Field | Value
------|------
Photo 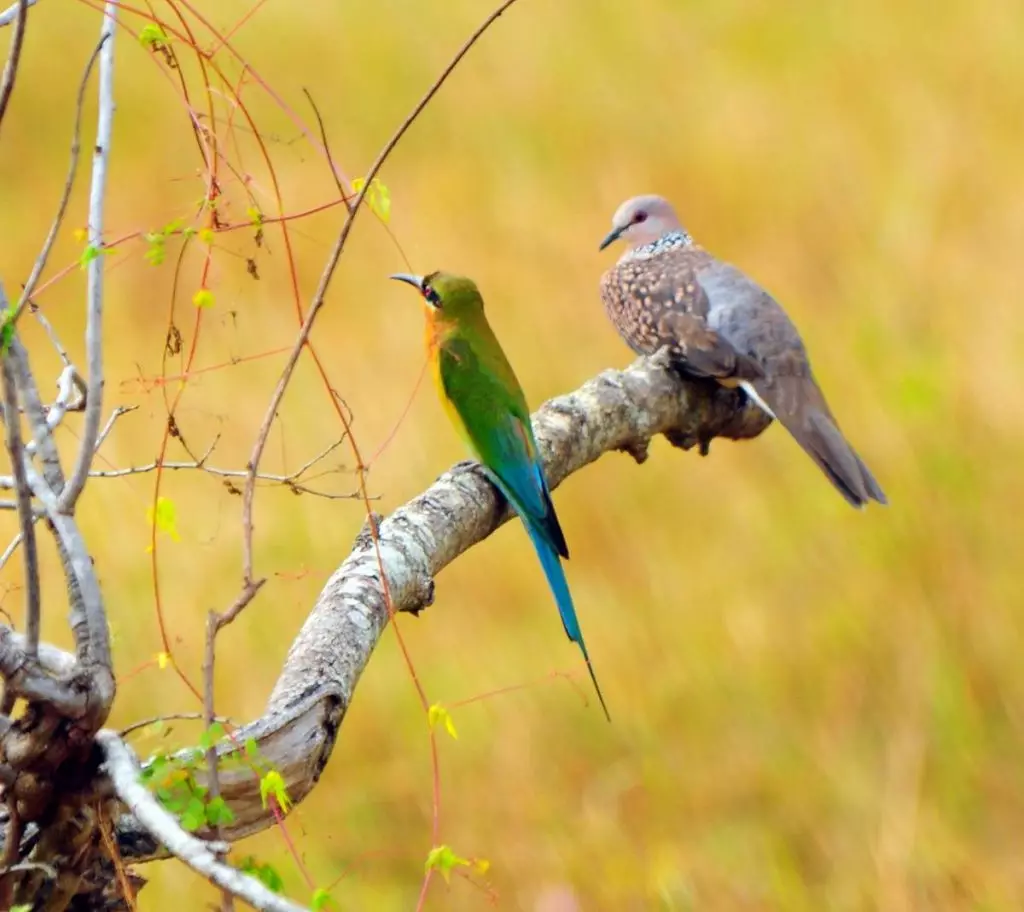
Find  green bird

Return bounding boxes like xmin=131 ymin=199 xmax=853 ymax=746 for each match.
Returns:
xmin=390 ymin=270 xmax=610 ymax=720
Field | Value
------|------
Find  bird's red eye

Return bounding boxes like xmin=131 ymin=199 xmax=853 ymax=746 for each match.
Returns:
xmin=634 ymin=211 xmax=648 ymax=224
xmin=423 ymin=286 xmax=442 ymax=307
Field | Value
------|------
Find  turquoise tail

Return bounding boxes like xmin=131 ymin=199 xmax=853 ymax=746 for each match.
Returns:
xmin=525 ymin=523 xmax=611 ymax=721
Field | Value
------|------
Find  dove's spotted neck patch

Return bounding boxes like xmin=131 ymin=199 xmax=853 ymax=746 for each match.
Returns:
xmin=621 ymin=229 xmax=694 ymax=261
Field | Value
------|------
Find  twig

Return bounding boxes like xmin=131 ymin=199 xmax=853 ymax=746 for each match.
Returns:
xmin=0 ymin=0 xmax=26 ymax=134
xmin=0 ymin=531 xmax=23 ymax=572
xmin=202 ymin=577 xmax=265 ymax=865
xmin=59 ymin=3 xmax=117 ymax=514
xmin=25 ymin=302 xmax=70 ymax=367
xmin=97 ymin=730 xmax=309 ymax=912
xmin=241 ymin=0 xmax=524 ymax=590
xmin=13 ymin=32 xmax=110 ymax=327
xmin=94 ymin=404 xmax=138 ymax=453
xmin=0 ymin=0 xmax=35 ymax=29
xmin=0 ymin=345 xmax=40 ymax=661
xmin=120 ymin=711 xmax=235 ymax=738
xmin=89 ymin=438 xmax=352 ymax=496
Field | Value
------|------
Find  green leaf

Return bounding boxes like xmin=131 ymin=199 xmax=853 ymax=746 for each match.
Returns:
xmin=192 ymin=288 xmax=214 ymax=309
xmin=198 ymin=228 xmax=214 ymax=245
xmin=144 ymin=233 xmax=166 ymax=266
xmin=79 ymin=244 xmax=100 ymax=269
xmin=351 ymin=176 xmax=391 ymax=223
xmin=244 ymin=737 xmax=260 ymax=759
xmin=181 ymin=795 xmax=206 ymax=831
xmin=259 ymin=769 xmax=292 ymax=813
xmin=240 ymin=856 xmax=284 ymax=893
xmin=12 ymin=904 xmax=32 ymax=912
xmin=0 ymin=306 xmax=16 ymax=356
xmin=199 ymin=721 xmax=226 ymax=751
xmin=424 ymin=844 xmax=470 ymax=883
xmin=427 ymin=703 xmax=458 ymax=740
xmin=246 ymin=206 xmax=264 ymax=226
xmin=146 ymin=496 xmax=180 ymax=543
xmin=311 ymin=888 xmax=333 ymax=911
xmin=206 ymin=795 xmax=235 ymax=826
xmin=139 ymin=24 xmax=168 ymax=48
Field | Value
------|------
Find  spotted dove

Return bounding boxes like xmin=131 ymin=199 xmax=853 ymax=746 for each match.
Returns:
xmin=598 ymin=194 xmax=886 ymax=508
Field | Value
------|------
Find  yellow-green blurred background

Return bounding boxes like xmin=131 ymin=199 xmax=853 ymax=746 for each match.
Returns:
xmin=1 ymin=0 xmax=1022 ymax=908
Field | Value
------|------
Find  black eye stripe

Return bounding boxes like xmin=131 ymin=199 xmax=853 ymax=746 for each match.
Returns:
xmin=423 ymin=285 xmax=442 ymax=307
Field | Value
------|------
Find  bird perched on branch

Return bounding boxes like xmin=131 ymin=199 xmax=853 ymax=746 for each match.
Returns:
xmin=389 ymin=271 xmax=610 ymax=720
xmin=598 ymin=194 xmax=886 ymax=508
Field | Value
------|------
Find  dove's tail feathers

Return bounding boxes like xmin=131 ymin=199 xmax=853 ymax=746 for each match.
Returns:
xmin=750 ymin=376 xmax=887 ymax=509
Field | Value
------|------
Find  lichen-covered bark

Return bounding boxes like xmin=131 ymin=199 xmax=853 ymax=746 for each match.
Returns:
xmin=2 ymin=356 xmax=770 ymax=905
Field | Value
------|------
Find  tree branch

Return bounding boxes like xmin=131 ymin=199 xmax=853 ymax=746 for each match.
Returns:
xmin=0 ymin=353 xmax=40 ymax=658
xmin=0 ymin=0 xmax=35 ymax=30
xmin=59 ymin=3 xmax=117 ymax=515
xmin=0 ymin=0 xmax=26 ymax=135
xmin=83 ymin=357 xmax=767 ymax=863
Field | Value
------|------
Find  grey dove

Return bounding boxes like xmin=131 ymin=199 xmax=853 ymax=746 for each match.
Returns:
xmin=598 ymin=194 xmax=886 ymax=508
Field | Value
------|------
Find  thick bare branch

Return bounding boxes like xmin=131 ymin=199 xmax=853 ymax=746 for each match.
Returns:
xmin=108 ymin=358 xmax=766 ymax=854
xmin=7 ymin=337 xmax=74 ymax=492
xmin=0 ymin=330 xmax=40 ymax=660
xmin=59 ymin=4 xmax=117 ymax=514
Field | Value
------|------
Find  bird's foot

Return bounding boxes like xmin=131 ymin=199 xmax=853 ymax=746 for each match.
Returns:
xmin=451 ymin=459 xmax=490 ymax=483
xmin=648 ymin=344 xmax=686 ymax=376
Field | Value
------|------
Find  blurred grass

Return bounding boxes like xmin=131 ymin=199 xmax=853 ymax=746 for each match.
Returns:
xmin=1 ymin=0 xmax=1022 ymax=908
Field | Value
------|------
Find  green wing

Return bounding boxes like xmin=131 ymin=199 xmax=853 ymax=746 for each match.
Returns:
xmin=439 ymin=334 xmax=568 ymax=557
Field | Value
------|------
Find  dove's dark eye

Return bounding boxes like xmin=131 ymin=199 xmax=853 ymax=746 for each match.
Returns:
xmin=634 ymin=211 xmax=648 ymax=224
xmin=423 ymin=285 xmax=442 ymax=308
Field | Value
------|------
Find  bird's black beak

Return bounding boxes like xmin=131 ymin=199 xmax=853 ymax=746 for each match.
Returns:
xmin=598 ymin=226 xmax=624 ymax=251
xmin=389 ymin=272 xmax=425 ymax=291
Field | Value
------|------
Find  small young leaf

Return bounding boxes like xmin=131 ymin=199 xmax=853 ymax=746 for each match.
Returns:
xmin=146 ymin=496 xmax=181 ymax=542
xmin=192 ymin=288 xmax=214 ymax=309
xmin=240 ymin=857 xmax=284 ymax=893
xmin=198 ymin=228 xmax=214 ymax=245
xmin=474 ymin=857 xmax=491 ymax=875
xmin=244 ymin=737 xmax=260 ymax=759
xmin=351 ymin=176 xmax=391 ymax=223
xmin=156 ymin=651 xmax=171 ymax=670
xmin=0 ymin=307 xmax=15 ymax=356
xmin=424 ymin=844 xmax=470 ymax=883
xmin=206 ymin=795 xmax=235 ymax=826
xmin=139 ymin=23 xmax=168 ymax=48
xmin=259 ymin=769 xmax=292 ymax=813
xmin=144 ymin=235 xmax=166 ymax=266
xmin=311 ymin=887 xmax=333 ymax=911
xmin=427 ymin=703 xmax=458 ymax=740
xmin=181 ymin=795 xmax=206 ymax=831
xmin=79 ymin=244 xmax=100 ymax=269
xmin=199 ymin=721 xmax=225 ymax=751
